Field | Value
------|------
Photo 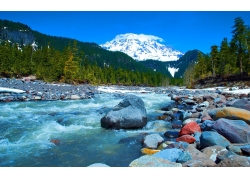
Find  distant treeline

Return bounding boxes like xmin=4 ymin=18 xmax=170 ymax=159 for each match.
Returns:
xmin=0 ymin=19 xmax=170 ymax=86
xmin=184 ymin=17 xmax=250 ymax=88
xmin=0 ymin=40 xmax=169 ymax=86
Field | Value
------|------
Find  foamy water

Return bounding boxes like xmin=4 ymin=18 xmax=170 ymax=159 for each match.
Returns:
xmin=0 ymin=91 xmax=172 ymax=167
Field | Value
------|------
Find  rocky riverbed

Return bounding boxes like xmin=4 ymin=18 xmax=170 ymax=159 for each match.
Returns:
xmin=0 ymin=77 xmax=98 ymax=102
xmin=1 ymin=77 xmax=250 ymax=167
xmin=88 ymin=85 xmax=250 ymax=167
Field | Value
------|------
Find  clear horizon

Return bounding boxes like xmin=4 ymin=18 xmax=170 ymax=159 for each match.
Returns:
xmin=1 ymin=11 xmax=250 ymax=54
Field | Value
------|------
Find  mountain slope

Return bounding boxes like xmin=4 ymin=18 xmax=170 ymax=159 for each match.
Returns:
xmin=100 ymin=33 xmax=184 ymax=62
xmin=0 ymin=19 xmax=156 ymax=73
xmin=139 ymin=50 xmax=202 ymax=78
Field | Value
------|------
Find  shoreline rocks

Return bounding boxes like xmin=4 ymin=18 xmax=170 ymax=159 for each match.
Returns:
xmin=0 ymin=77 xmax=97 ymax=102
xmin=127 ymin=86 xmax=250 ymax=167
xmin=2 ymin=77 xmax=250 ymax=167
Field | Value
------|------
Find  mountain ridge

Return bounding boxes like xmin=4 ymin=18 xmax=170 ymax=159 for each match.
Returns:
xmin=100 ymin=33 xmax=184 ymax=62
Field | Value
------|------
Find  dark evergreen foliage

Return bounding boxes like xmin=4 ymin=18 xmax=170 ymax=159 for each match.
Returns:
xmin=0 ymin=19 xmax=169 ymax=86
xmin=183 ymin=17 xmax=250 ymax=87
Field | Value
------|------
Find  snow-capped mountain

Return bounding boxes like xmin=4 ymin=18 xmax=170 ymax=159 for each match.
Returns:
xmin=100 ymin=33 xmax=184 ymax=62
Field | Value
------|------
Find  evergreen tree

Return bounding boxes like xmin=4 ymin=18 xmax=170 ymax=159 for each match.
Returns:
xmin=219 ymin=38 xmax=230 ymax=76
xmin=63 ymin=48 xmax=79 ymax=83
xmin=210 ymin=45 xmax=219 ymax=76
xmin=231 ymin=17 xmax=247 ymax=74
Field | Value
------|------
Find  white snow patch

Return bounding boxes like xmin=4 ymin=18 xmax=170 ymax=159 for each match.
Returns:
xmin=167 ymin=67 xmax=179 ymax=77
xmin=0 ymin=87 xmax=25 ymax=93
xmin=31 ymin=41 xmax=38 ymax=51
xmin=100 ymin=33 xmax=184 ymax=62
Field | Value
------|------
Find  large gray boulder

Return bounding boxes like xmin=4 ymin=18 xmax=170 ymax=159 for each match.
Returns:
xmin=212 ymin=118 xmax=250 ymax=143
xmin=101 ymin=94 xmax=147 ymax=129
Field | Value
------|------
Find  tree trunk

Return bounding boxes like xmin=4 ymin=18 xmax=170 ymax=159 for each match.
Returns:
xmin=240 ymin=53 xmax=243 ymax=75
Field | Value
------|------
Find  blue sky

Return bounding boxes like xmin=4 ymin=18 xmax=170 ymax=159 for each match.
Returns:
xmin=1 ymin=11 xmax=250 ymax=54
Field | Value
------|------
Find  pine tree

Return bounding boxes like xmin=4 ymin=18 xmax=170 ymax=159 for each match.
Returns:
xmin=210 ymin=45 xmax=219 ymax=76
xmin=219 ymin=38 xmax=230 ymax=76
xmin=231 ymin=17 xmax=247 ymax=74
xmin=63 ymin=49 xmax=79 ymax=83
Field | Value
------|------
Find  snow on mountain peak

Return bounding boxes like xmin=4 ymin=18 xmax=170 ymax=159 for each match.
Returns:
xmin=114 ymin=33 xmax=164 ymax=43
xmin=100 ymin=33 xmax=184 ymax=62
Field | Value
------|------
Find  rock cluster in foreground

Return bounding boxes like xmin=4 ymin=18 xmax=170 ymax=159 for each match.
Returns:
xmin=91 ymin=88 xmax=250 ymax=167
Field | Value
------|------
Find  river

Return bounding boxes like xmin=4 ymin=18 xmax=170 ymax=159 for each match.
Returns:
xmin=0 ymin=90 xmax=172 ymax=167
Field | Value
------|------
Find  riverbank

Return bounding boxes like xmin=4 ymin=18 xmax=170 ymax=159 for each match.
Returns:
xmin=1 ymin=77 xmax=250 ymax=167
xmin=0 ymin=77 xmax=98 ymax=102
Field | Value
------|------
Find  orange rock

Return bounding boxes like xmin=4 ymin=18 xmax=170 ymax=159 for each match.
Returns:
xmin=179 ymin=121 xmax=201 ymax=136
xmin=141 ymin=148 xmax=160 ymax=155
xmin=176 ymin=135 xmax=196 ymax=144
xmin=215 ymin=107 xmax=250 ymax=124
xmin=50 ymin=139 xmax=60 ymax=145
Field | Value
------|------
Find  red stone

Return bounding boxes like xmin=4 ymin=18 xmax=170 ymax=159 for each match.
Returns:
xmin=50 ymin=139 xmax=60 ymax=145
xmin=176 ymin=135 xmax=196 ymax=144
xmin=179 ymin=121 xmax=201 ymax=137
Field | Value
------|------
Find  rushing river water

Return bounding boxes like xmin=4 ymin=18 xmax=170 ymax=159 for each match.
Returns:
xmin=0 ymin=91 xmax=172 ymax=167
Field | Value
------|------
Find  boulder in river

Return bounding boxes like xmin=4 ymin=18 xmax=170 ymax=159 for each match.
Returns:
xmin=100 ymin=94 xmax=147 ymax=129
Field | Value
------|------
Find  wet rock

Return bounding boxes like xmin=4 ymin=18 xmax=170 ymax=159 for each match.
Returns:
xmin=50 ymin=139 xmax=60 ymax=145
xmin=160 ymin=102 xmax=175 ymax=111
xmin=141 ymin=148 xmax=160 ymax=155
xmin=227 ymin=144 xmax=246 ymax=155
xmin=129 ymin=155 xmax=182 ymax=167
xmin=119 ymin=134 xmax=146 ymax=145
xmin=214 ymin=95 xmax=227 ymax=104
xmin=212 ymin=118 xmax=250 ymax=143
xmin=226 ymin=99 xmax=250 ymax=111
xmin=200 ymin=111 xmax=213 ymax=122
xmin=184 ymin=99 xmax=196 ymax=105
xmin=194 ymin=132 xmax=201 ymax=142
xmin=215 ymin=155 xmax=250 ymax=167
xmin=179 ymin=121 xmax=201 ymax=137
xmin=169 ymin=141 xmax=189 ymax=150
xmin=203 ymin=95 xmax=216 ymax=102
xmin=178 ymin=110 xmax=192 ymax=120
xmin=200 ymin=131 xmax=231 ymax=149
xmin=172 ymin=120 xmax=182 ymax=129
xmin=200 ymin=120 xmax=215 ymax=131
xmin=209 ymin=107 xmax=250 ymax=125
xmin=87 ymin=163 xmax=110 ymax=167
xmin=183 ymin=118 xmax=200 ymax=126
xmin=176 ymin=135 xmax=196 ymax=144
xmin=182 ymin=144 xmax=216 ymax=167
xmin=182 ymin=159 xmax=211 ymax=167
xmin=240 ymin=144 xmax=250 ymax=155
xmin=201 ymin=145 xmax=226 ymax=161
xmin=216 ymin=149 xmax=237 ymax=163
xmin=100 ymin=94 xmax=147 ymax=129
xmin=143 ymin=133 xmax=164 ymax=149
xmin=176 ymin=151 xmax=192 ymax=163
xmin=153 ymin=148 xmax=183 ymax=162
xmin=163 ymin=111 xmax=175 ymax=119
xmin=164 ymin=130 xmax=180 ymax=138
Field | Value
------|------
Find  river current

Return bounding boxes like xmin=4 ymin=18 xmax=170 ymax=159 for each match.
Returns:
xmin=0 ymin=91 xmax=172 ymax=167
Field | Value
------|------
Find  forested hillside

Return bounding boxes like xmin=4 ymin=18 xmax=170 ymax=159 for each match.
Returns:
xmin=183 ymin=17 xmax=250 ymax=88
xmin=0 ymin=19 xmax=169 ymax=86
